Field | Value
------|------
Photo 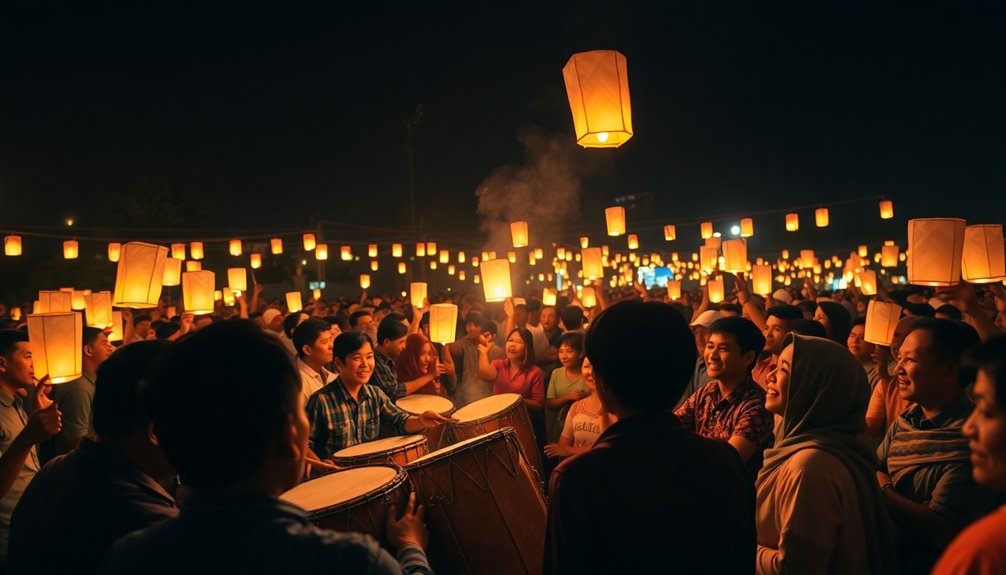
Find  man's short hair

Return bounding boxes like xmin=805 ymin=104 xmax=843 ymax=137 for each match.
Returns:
xmin=965 ymin=334 xmax=1006 ymax=408
xmin=717 ymin=303 xmax=743 ymax=316
xmin=154 ymin=322 xmax=181 ymax=340
xmin=906 ymin=318 xmax=980 ymax=387
xmin=376 ymin=316 xmax=409 ymax=345
xmin=766 ymin=305 xmax=803 ymax=324
xmin=332 ymin=331 xmax=372 ymax=363
xmin=789 ymin=319 xmax=827 ymax=338
xmin=525 ymin=299 xmax=542 ymax=313
xmin=463 ymin=312 xmax=484 ymax=327
xmin=708 ymin=317 xmax=766 ymax=370
xmin=850 ymin=316 xmax=867 ymax=328
xmin=132 ymin=314 xmax=152 ymax=327
xmin=93 ymin=340 xmax=170 ymax=441
xmin=560 ymin=306 xmax=585 ymax=331
xmin=905 ymin=303 xmax=936 ymax=318
xmin=585 ymin=301 xmax=695 ymax=412
xmin=0 ymin=329 xmax=28 ymax=358
xmin=83 ymin=325 xmax=105 ymax=347
xmin=282 ymin=312 xmax=302 ymax=338
xmin=292 ymin=319 xmax=331 ymax=359
xmin=144 ymin=321 xmax=300 ymax=490
xmin=349 ymin=310 xmax=372 ymax=329
xmin=935 ymin=304 xmax=963 ymax=321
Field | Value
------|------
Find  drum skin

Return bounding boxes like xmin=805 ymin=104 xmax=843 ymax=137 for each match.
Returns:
xmin=448 ymin=393 xmax=543 ymax=478
xmin=331 ymin=435 xmax=429 ymax=468
xmin=397 ymin=394 xmax=455 ymax=451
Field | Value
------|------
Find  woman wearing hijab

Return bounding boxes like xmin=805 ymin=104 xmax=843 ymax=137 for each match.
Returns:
xmin=757 ymin=333 xmax=897 ymax=574
xmin=395 ymin=333 xmax=455 ymax=396
xmin=814 ymin=301 xmax=852 ymax=345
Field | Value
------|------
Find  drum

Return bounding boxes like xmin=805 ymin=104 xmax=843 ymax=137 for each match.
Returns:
xmin=396 ymin=393 xmax=455 ymax=450
xmin=405 ymin=428 xmax=546 ymax=575
xmin=281 ymin=465 xmax=409 ymax=548
xmin=331 ymin=435 xmax=428 ymax=468
xmin=448 ymin=393 xmax=543 ymax=476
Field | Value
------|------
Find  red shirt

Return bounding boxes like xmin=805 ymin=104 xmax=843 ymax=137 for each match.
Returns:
xmin=490 ymin=359 xmax=544 ymax=401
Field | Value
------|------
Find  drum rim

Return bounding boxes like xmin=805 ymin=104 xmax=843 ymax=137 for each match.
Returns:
xmin=405 ymin=427 xmax=518 ymax=468
xmin=396 ymin=393 xmax=455 ymax=415
xmin=451 ymin=393 xmax=522 ymax=424
xmin=331 ymin=434 xmax=428 ymax=460
xmin=287 ymin=465 xmax=409 ymax=516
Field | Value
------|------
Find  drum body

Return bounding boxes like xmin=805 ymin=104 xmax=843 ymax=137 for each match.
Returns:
xmin=281 ymin=465 xmax=409 ymax=548
xmin=405 ymin=428 xmax=546 ymax=575
xmin=397 ymin=393 xmax=455 ymax=450
xmin=448 ymin=393 xmax=542 ymax=476
xmin=331 ymin=434 xmax=428 ymax=468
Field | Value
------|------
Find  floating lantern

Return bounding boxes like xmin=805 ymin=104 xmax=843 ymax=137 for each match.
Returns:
xmin=63 ymin=240 xmax=79 ymax=259
xmin=303 ymin=234 xmax=316 ymax=252
xmin=105 ymin=242 xmax=121 ymax=262
xmin=605 ymin=206 xmax=626 ymax=236
xmin=663 ymin=225 xmax=676 ymax=241
xmin=722 ymin=239 xmax=748 ymax=273
xmin=214 ymin=290 xmax=222 ymax=302
xmin=416 ymin=243 xmax=426 ymax=257
xmin=815 ymin=208 xmax=830 ymax=228
xmin=785 ymin=213 xmax=799 ymax=232
xmin=700 ymin=222 xmax=713 ymax=240
xmin=542 ymin=288 xmax=557 ymax=306
xmin=480 ymin=259 xmax=512 ymax=302
xmin=752 ymin=264 xmax=773 ymax=296
xmin=190 ymin=242 xmax=204 ymax=260
xmin=581 ymin=248 xmax=604 ymax=280
xmin=9 ymin=307 xmax=20 ymax=322
xmin=458 ymin=251 xmax=467 ymax=263
xmin=532 ymin=248 xmax=543 ymax=261
xmin=426 ymin=242 xmax=437 ymax=255
xmin=270 ymin=238 xmax=283 ymax=255
xmin=700 ymin=246 xmax=719 ymax=272
xmin=392 ymin=243 xmax=403 ymax=258
xmin=113 ymin=242 xmax=168 ymax=308
xmin=359 ymin=274 xmax=371 ymax=289
xmin=510 ymin=221 xmax=529 ymax=248
xmin=505 ymin=251 xmax=515 ymax=264
xmin=398 ymin=262 xmax=407 ymax=274
xmin=71 ymin=290 xmax=86 ymax=311
xmin=108 ymin=311 xmax=123 ymax=342
xmin=440 ymin=250 xmax=450 ymax=264
xmin=182 ymin=271 xmax=215 ymax=315
xmin=37 ymin=291 xmax=71 ymax=314
xmin=333 ymin=245 xmax=348 ymax=261
xmin=580 ymin=287 xmax=598 ymax=308
xmin=864 ymin=300 xmax=902 ymax=346
xmin=371 ymin=260 xmax=379 ymax=271
xmin=881 ymin=245 xmax=900 ymax=268
xmin=171 ymin=243 xmax=186 ymax=260
xmin=858 ymin=245 xmax=868 ymax=258
xmin=229 ymin=239 xmax=242 ymax=256
xmin=315 ymin=244 xmax=328 ymax=260
xmin=410 ymin=282 xmax=428 ymax=308
xmin=313 ymin=288 xmax=322 ymax=300
xmin=562 ymin=50 xmax=632 ymax=147
xmin=627 ymin=234 xmax=639 ymax=250
xmin=250 ymin=253 xmax=262 ymax=269
xmin=4 ymin=235 xmax=22 ymax=256
xmin=221 ymin=287 xmax=236 ymax=307
xmin=962 ymin=224 xmax=1006 ymax=283
xmin=429 ymin=261 xmax=437 ymax=270
xmin=429 ymin=303 xmax=458 ymax=344
xmin=858 ymin=270 xmax=878 ymax=295
xmin=227 ymin=268 xmax=247 ymax=292
xmin=580 ymin=236 xmax=590 ymax=248
xmin=799 ymin=250 xmax=816 ymax=269
xmin=448 ymin=264 xmax=456 ymax=275
xmin=186 ymin=261 xmax=202 ymax=272
xmin=879 ymin=200 xmax=894 ymax=220
xmin=368 ymin=244 xmax=378 ymax=258
xmin=162 ymin=258 xmax=182 ymax=287
xmin=667 ymin=280 xmax=682 ymax=300
xmin=26 ymin=312 xmax=83 ymax=384
xmin=740 ymin=218 xmax=754 ymax=238
xmin=708 ymin=279 xmax=725 ymax=303
xmin=908 ymin=218 xmax=966 ymax=285
xmin=459 ymin=270 xmax=467 ymax=281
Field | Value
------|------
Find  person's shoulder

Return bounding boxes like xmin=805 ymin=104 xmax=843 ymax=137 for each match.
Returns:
xmin=934 ymin=506 xmax=1006 ymax=574
xmin=100 ymin=516 xmax=181 ymax=571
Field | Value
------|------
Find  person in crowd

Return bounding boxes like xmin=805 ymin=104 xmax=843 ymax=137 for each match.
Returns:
xmin=934 ymin=304 xmax=963 ymax=322
xmin=279 ymin=311 xmax=308 ymax=356
xmin=718 ymin=302 xmax=743 ymax=317
xmin=9 ymin=341 xmax=177 ymax=574
xmin=544 ymin=301 xmax=754 ymax=574
xmin=260 ymin=308 xmax=284 ymax=336
xmin=756 ymin=333 xmax=898 ymax=574
xmin=448 ymin=313 xmax=503 ymax=407
xmin=51 ymin=326 xmax=115 ymax=455
xmin=544 ymin=356 xmax=614 ymax=459
xmin=371 ymin=316 xmax=410 ymax=400
xmin=904 ymin=302 xmax=936 ymax=318
xmin=476 ymin=326 xmax=544 ymax=411
xmin=544 ymin=332 xmax=587 ymax=443
xmin=866 ymin=314 xmax=921 ymax=439
xmin=99 ymin=321 xmax=433 ymax=574
xmin=677 ymin=309 xmax=720 ymax=407
xmin=788 ymin=318 xmax=827 ymax=338
xmin=559 ymin=305 xmax=585 ymax=332
xmin=847 ymin=316 xmax=880 ymax=389
xmin=752 ymin=306 xmax=804 ymax=389
xmin=876 ymin=319 xmax=1001 ymax=573
xmin=307 ymin=331 xmax=452 ymax=459
xmin=932 ymin=334 xmax=1006 ymax=573
xmin=293 ymin=318 xmax=335 ymax=402
xmin=814 ymin=301 xmax=852 ymax=345
xmin=0 ymin=331 xmax=61 ymax=566
xmin=349 ymin=310 xmax=377 ymax=343
xmin=395 ymin=333 xmax=453 ymax=397
xmin=675 ymin=316 xmax=774 ymax=476
xmin=124 ymin=313 xmax=152 ymax=345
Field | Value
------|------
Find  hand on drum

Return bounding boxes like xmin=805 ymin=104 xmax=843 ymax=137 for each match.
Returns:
xmin=543 ymin=443 xmax=572 ymax=458
xmin=305 ymin=457 xmax=340 ymax=478
xmin=417 ymin=410 xmax=457 ymax=429
xmin=387 ymin=491 xmax=428 ymax=551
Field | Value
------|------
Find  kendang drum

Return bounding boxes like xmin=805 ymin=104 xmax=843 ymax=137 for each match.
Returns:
xmin=448 ymin=393 xmax=542 ymax=477
xmin=405 ymin=427 xmax=547 ymax=575
xmin=330 ymin=434 xmax=428 ymax=468
xmin=281 ymin=465 xmax=409 ymax=548
xmin=396 ymin=393 xmax=455 ymax=450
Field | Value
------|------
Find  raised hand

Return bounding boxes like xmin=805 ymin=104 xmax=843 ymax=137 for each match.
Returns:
xmin=26 ymin=375 xmax=61 ymax=443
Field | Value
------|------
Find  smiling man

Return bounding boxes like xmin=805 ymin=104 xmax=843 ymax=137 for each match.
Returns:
xmin=674 ymin=316 xmax=774 ymax=476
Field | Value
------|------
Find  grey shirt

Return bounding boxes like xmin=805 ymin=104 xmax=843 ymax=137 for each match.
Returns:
xmin=0 ymin=390 xmax=39 ymax=564
xmin=51 ymin=371 xmax=96 ymax=445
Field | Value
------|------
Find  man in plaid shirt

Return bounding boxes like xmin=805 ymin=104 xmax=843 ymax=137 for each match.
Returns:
xmin=307 ymin=332 xmax=454 ymax=459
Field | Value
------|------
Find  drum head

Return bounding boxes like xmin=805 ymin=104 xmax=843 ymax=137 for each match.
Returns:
xmin=281 ymin=466 xmax=399 ymax=513
xmin=408 ymin=428 xmax=514 ymax=466
xmin=333 ymin=434 xmax=425 ymax=458
xmin=452 ymin=393 xmax=521 ymax=423
xmin=397 ymin=394 xmax=454 ymax=415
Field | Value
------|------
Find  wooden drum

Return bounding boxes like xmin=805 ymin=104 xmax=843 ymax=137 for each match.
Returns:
xmin=396 ymin=393 xmax=455 ymax=450
xmin=331 ymin=435 xmax=428 ymax=468
xmin=447 ymin=393 xmax=542 ymax=477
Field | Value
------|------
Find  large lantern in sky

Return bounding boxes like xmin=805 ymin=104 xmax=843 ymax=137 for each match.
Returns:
xmin=815 ymin=208 xmax=830 ymax=228
xmin=63 ymin=240 xmax=79 ymax=259
xmin=359 ymin=274 xmax=371 ymax=289
xmin=26 ymin=312 xmax=83 ymax=384
xmin=907 ymin=218 xmax=966 ymax=286
xmin=410 ymin=282 xmax=428 ymax=308
xmin=604 ymin=206 xmax=626 ymax=236
xmin=881 ymin=244 xmax=900 ymax=268
xmin=700 ymin=222 xmax=714 ymax=240
xmin=182 ymin=270 xmax=216 ymax=315
xmin=229 ymin=239 xmax=242 ymax=256
xmin=227 ymin=268 xmax=247 ymax=292
xmin=740 ymin=218 xmax=754 ymax=238
xmin=303 ymin=233 xmax=316 ymax=252
xmin=480 ymin=259 xmax=512 ymax=302
xmin=581 ymin=248 xmax=604 ymax=280
xmin=961 ymin=224 xmax=1006 ymax=283
xmin=510 ymin=221 xmax=529 ymax=248
xmin=663 ymin=225 xmax=676 ymax=241
xmin=171 ymin=243 xmax=186 ymax=260
xmin=562 ymin=50 xmax=632 ymax=148
xmin=190 ymin=241 xmax=204 ymax=260
xmin=4 ymin=235 xmax=22 ymax=256
xmin=113 ymin=242 xmax=168 ymax=308
xmin=785 ymin=213 xmax=799 ymax=232
xmin=752 ymin=264 xmax=773 ymax=296
xmin=879 ymin=200 xmax=894 ymax=220
xmin=722 ymin=240 xmax=748 ymax=273
xmin=864 ymin=300 xmax=902 ymax=346
xmin=270 ymin=238 xmax=283 ymax=255
xmin=162 ymin=258 xmax=182 ymax=287
xmin=84 ymin=291 xmax=113 ymax=328
xmin=429 ymin=304 xmax=458 ymax=345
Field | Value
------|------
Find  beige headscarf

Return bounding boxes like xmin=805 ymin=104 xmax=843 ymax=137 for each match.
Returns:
xmin=757 ymin=333 xmax=898 ymax=574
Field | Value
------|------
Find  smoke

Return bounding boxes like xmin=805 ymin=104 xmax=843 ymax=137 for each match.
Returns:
xmin=476 ymin=129 xmax=583 ymax=253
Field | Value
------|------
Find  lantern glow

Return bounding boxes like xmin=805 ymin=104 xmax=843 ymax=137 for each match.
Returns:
xmin=815 ymin=208 xmax=830 ymax=227
xmin=162 ymin=258 xmax=182 ymax=287
xmin=864 ymin=300 xmax=902 ymax=346
xmin=303 ymin=234 xmax=316 ymax=252
xmin=961 ymin=224 xmax=1006 ymax=283
xmin=113 ymin=242 xmax=169 ymax=308
xmin=63 ymin=240 xmax=79 ymax=259
xmin=907 ymin=218 xmax=966 ymax=286
xmin=480 ymin=259 xmax=512 ymax=302
xmin=410 ymin=282 xmax=428 ymax=308
xmin=722 ymin=240 xmax=748 ymax=273
xmin=270 ymin=238 xmax=283 ymax=255
xmin=38 ymin=291 xmax=72 ymax=313
xmin=360 ymin=274 xmax=371 ymax=289
xmin=286 ymin=292 xmax=303 ymax=313
xmin=740 ymin=218 xmax=754 ymax=238
xmin=190 ymin=242 xmax=204 ymax=260
xmin=227 ymin=268 xmax=247 ymax=292
xmin=229 ymin=239 xmax=242 ymax=256
xmin=879 ymin=200 xmax=894 ymax=220
xmin=510 ymin=221 xmax=529 ymax=248
xmin=663 ymin=225 xmax=676 ymax=241
xmin=182 ymin=271 xmax=216 ymax=315
xmin=171 ymin=243 xmax=186 ymax=260
xmin=250 ymin=253 xmax=262 ymax=269
xmin=4 ymin=235 xmax=22 ymax=256
xmin=785 ymin=213 xmax=799 ymax=232
xmin=26 ymin=312 xmax=83 ymax=384
xmin=700 ymin=222 xmax=713 ymax=240
xmin=605 ymin=206 xmax=626 ymax=236
xmin=428 ymin=304 xmax=459 ymax=344
xmin=752 ymin=264 xmax=773 ymax=296
xmin=562 ymin=50 xmax=633 ymax=148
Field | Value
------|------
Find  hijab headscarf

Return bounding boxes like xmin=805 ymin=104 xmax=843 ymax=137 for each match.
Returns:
xmin=818 ymin=301 xmax=851 ymax=344
xmin=757 ymin=333 xmax=898 ymax=574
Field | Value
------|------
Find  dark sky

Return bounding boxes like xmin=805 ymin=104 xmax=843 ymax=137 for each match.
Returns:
xmin=1 ymin=1 xmax=1004 ymax=247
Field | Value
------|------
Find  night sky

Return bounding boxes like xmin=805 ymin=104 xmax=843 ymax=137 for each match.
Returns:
xmin=1 ymin=2 xmax=1004 ymax=295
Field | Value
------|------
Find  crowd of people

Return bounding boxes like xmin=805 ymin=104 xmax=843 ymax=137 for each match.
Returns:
xmin=0 ymin=274 xmax=1004 ymax=574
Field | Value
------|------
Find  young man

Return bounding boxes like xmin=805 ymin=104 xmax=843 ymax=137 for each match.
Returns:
xmin=751 ymin=306 xmax=803 ymax=389
xmin=10 ymin=341 xmax=178 ymax=574
xmin=100 ymin=321 xmax=433 ymax=574
xmin=51 ymin=326 xmax=115 ymax=455
xmin=449 ymin=313 xmax=503 ymax=408
xmin=371 ymin=317 xmax=409 ymax=400
xmin=866 ymin=315 xmax=921 ymax=439
xmin=0 ymin=330 xmax=61 ymax=566
xmin=349 ymin=310 xmax=377 ymax=343
xmin=675 ymin=316 xmax=774 ymax=476
xmin=544 ymin=301 xmax=754 ymax=574
xmin=876 ymin=319 xmax=1001 ymax=573
xmin=677 ymin=310 xmax=720 ymax=407
xmin=293 ymin=318 xmax=335 ymax=402
xmin=306 ymin=332 xmax=452 ymax=459
xmin=846 ymin=316 xmax=880 ymax=390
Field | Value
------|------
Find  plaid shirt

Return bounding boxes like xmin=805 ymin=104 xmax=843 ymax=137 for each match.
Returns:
xmin=370 ymin=350 xmax=407 ymax=401
xmin=306 ymin=378 xmax=411 ymax=459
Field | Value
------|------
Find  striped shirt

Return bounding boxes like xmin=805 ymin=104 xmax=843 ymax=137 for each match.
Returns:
xmin=306 ymin=378 xmax=411 ymax=459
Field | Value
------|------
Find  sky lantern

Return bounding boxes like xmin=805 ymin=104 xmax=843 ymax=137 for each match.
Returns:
xmin=458 ymin=251 xmax=467 ymax=263
xmin=881 ymin=244 xmax=899 ymax=268
xmin=359 ymin=274 xmax=371 ymax=289
xmin=371 ymin=260 xmax=379 ymax=271
xmin=113 ymin=242 xmax=168 ymax=308
xmin=722 ymin=239 xmax=748 ymax=273
xmin=533 ymin=248 xmax=543 ymax=260
xmin=961 ymin=224 xmax=1006 ymax=283
xmin=303 ymin=233 xmax=316 ymax=252
xmin=392 ymin=243 xmax=403 ymax=258
xmin=26 ymin=312 xmax=82 ymax=384
xmin=313 ymin=288 xmax=322 ymax=300
xmin=580 ymin=236 xmax=590 ymax=248
xmin=428 ymin=304 xmax=458 ymax=344
xmin=368 ymin=244 xmax=378 ymax=258
xmin=250 ymin=253 xmax=262 ymax=269
xmin=581 ymin=248 xmax=604 ymax=280
xmin=4 ymin=235 xmax=22 ymax=256
xmin=458 ymin=270 xmax=466 ymax=281
xmin=781 ymin=249 xmax=790 ymax=260
xmin=227 ymin=268 xmax=247 ymax=292
xmin=752 ymin=264 xmax=773 ymax=296
xmin=104 ymin=242 xmax=120 ymax=263
xmin=270 ymin=238 xmax=283 ymax=255
xmin=605 ymin=206 xmax=626 ymax=236
xmin=799 ymin=250 xmax=816 ymax=269
xmin=190 ymin=241 xmax=204 ymax=260
xmin=879 ymin=200 xmax=894 ymax=220
xmin=63 ymin=240 xmax=79 ymax=259
xmin=785 ymin=213 xmax=799 ymax=232
xmin=315 ymin=244 xmax=328 ymax=260
xmin=506 ymin=251 xmax=517 ymax=264
xmin=700 ymin=222 xmax=713 ymax=240
xmin=908 ymin=218 xmax=966 ymax=286
xmin=84 ymin=291 xmax=113 ymax=328
xmin=186 ymin=261 xmax=202 ymax=272
xmin=667 ymin=280 xmax=682 ymax=300
xmin=663 ymin=225 xmax=676 ymax=241
xmin=542 ymin=287 xmax=557 ymax=306
xmin=626 ymin=234 xmax=639 ymax=250
xmin=562 ymin=50 xmax=632 ymax=148
xmin=858 ymin=245 xmax=869 ymax=258
xmin=416 ymin=242 xmax=426 ymax=257
xmin=71 ymin=290 xmax=86 ymax=311
xmin=221 ymin=287 xmax=236 ymax=306
xmin=182 ymin=271 xmax=215 ymax=315
xmin=740 ymin=218 xmax=754 ymax=238
xmin=229 ymin=239 xmax=242 ymax=256
xmin=410 ymin=282 xmax=428 ymax=308
xmin=38 ymin=291 xmax=72 ymax=313
xmin=707 ymin=279 xmax=725 ymax=303
xmin=580 ymin=287 xmax=598 ymax=308
xmin=480 ymin=259 xmax=512 ymax=302
xmin=700 ymin=246 xmax=719 ymax=272
xmin=815 ymin=208 xmax=830 ymax=227
xmin=858 ymin=270 xmax=878 ymax=295
xmin=510 ymin=221 xmax=529 ymax=248
xmin=439 ymin=250 xmax=450 ymax=264
xmin=171 ymin=243 xmax=186 ymax=260
xmin=398 ymin=262 xmax=407 ymax=274
xmin=429 ymin=260 xmax=438 ymax=270
xmin=162 ymin=258 xmax=183 ymax=287
xmin=426 ymin=242 xmax=437 ymax=255
xmin=865 ymin=300 xmax=902 ymax=346
xmin=285 ymin=292 xmax=303 ymax=313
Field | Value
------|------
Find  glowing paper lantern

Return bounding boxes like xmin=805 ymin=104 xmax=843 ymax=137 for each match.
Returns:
xmin=480 ymin=259 xmax=512 ymax=302
xmin=458 ymin=271 xmax=466 ymax=281
xmin=700 ymin=246 xmax=719 ymax=272
xmin=9 ymin=308 xmax=20 ymax=322
xmin=85 ymin=293 xmax=113 ymax=325
xmin=752 ymin=264 xmax=773 ymax=296
xmin=908 ymin=218 xmax=966 ymax=286
xmin=426 ymin=242 xmax=437 ymax=256
xmin=858 ymin=245 xmax=869 ymax=258
xmin=227 ymin=268 xmax=247 ymax=292
xmin=605 ymin=206 xmax=626 ymax=236
xmin=38 ymin=291 xmax=72 ymax=313
xmin=510 ymin=221 xmax=529 ymax=248
xmin=214 ymin=290 xmax=221 ymax=302
xmin=229 ymin=239 xmax=242 ymax=256
xmin=367 ymin=244 xmax=378 ymax=258
xmin=222 ymin=287 xmax=236 ymax=306
xmin=162 ymin=258 xmax=182 ymax=287
xmin=879 ymin=200 xmax=894 ymax=220
xmin=108 ymin=311 xmax=123 ymax=342
xmin=190 ymin=242 xmax=204 ymax=260
xmin=542 ymin=288 xmax=557 ymax=306
xmin=581 ymin=248 xmax=604 ymax=280
xmin=171 ymin=243 xmax=186 ymax=260
xmin=303 ymin=234 xmax=316 ymax=252
xmin=416 ymin=243 xmax=426 ymax=257
xmin=507 ymin=251 xmax=517 ymax=264
xmin=440 ymin=250 xmax=450 ymax=264
xmin=785 ymin=213 xmax=799 ymax=232
xmin=182 ymin=271 xmax=215 ymax=315
xmin=580 ymin=287 xmax=598 ymax=308
xmin=313 ymin=288 xmax=322 ymax=300
xmin=562 ymin=50 xmax=632 ymax=147
xmin=708 ymin=279 xmax=725 ymax=303
xmin=663 ymin=225 xmax=676 ymax=241
xmin=186 ymin=261 xmax=202 ymax=272
xmin=113 ymin=242 xmax=169 ymax=308
xmin=359 ymin=274 xmax=371 ymax=289
xmin=286 ymin=292 xmax=303 ymax=313
xmin=371 ymin=260 xmax=379 ymax=271
xmin=800 ymin=250 xmax=816 ymax=269
xmin=722 ymin=240 xmax=748 ymax=273
xmin=961 ymin=224 xmax=1006 ymax=283
xmin=250 ymin=253 xmax=262 ymax=269
xmin=392 ymin=243 xmax=403 ymax=258
xmin=410 ymin=282 xmax=428 ymax=308
xmin=429 ymin=303 xmax=458 ymax=344
xmin=26 ymin=312 xmax=82 ymax=384
xmin=270 ymin=238 xmax=283 ymax=255
xmin=858 ymin=270 xmax=878 ymax=296
xmin=4 ymin=235 xmax=22 ymax=256
xmin=815 ymin=208 xmax=830 ymax=228
xmin=700 ymin=222 xmax=713 ymax=240
xmin=315 ymin=244 xmax=328 ymax=260
xmin=63 ymin=240 xmax=79 ymax=259
xmin=667 ymin=280 xmax=682 ymax=300
xmin=580 ymin=236 xmax=590 ymax=248
xmin=881 ymin=245 xmax=900 ymax=268
xmin=398 ymin=262 xmax=407 ymax=274
xmin=864 ymin=300 xmax=902 ymax=346
xmin=71 ymin=291 xmax=86 ymax=311
xmin=740 ymin=218 xmax=754 ymax=238
xmin=458 ymin=251 xmax=467 ymax=263
xmin=627 ymin=234 xmax=639 ymax=250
